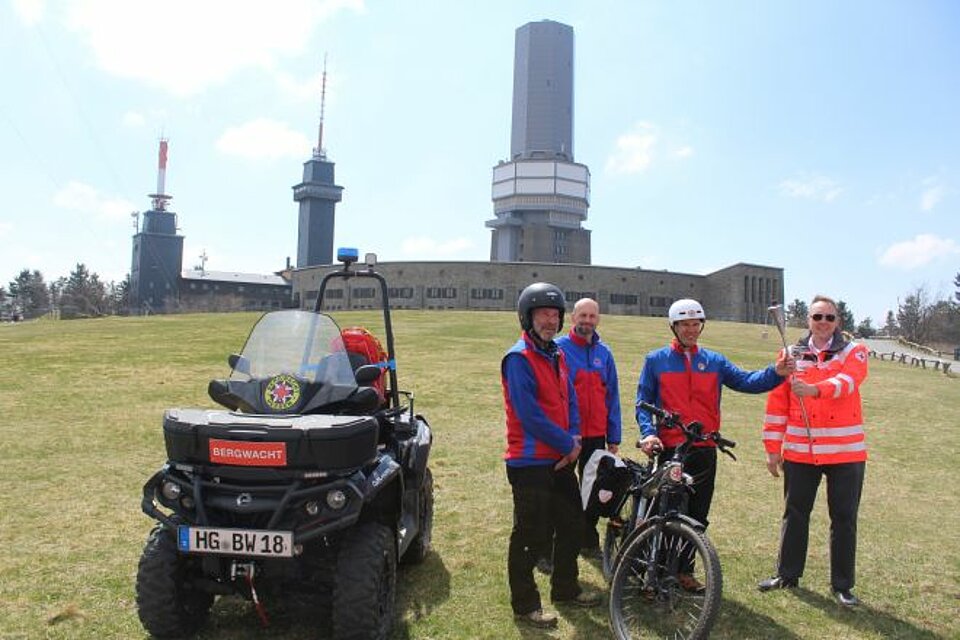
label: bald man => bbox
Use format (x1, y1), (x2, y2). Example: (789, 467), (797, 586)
(557, 298), (622, 555)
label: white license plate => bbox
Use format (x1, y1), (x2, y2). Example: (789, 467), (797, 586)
(177, 526), (294, 558)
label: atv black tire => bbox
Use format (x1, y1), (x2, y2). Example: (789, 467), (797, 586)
(402, 467), (434, 565)
(136, 524), (214, 638)
(332, 521), (397, 640)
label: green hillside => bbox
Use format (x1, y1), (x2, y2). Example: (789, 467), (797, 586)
(0, 311), (956, 639)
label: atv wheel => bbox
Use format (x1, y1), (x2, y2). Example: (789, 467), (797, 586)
(136, 524), (214, 638)
(402, 466), (434, 565)
(332, 522), (397, 640)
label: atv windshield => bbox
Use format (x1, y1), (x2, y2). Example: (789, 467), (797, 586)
(228, 310), (356, 387)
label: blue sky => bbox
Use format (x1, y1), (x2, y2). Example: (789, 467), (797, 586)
(2, 0), (958, 324)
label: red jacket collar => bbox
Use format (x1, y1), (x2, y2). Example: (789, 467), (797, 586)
(670, 338), (699, 355)
(567, 328), (597, 347)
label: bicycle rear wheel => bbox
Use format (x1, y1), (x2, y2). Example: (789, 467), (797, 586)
(608, 520), (721, 640)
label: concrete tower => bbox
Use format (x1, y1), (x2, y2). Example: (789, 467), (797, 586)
(293, 58), (344, 268)
(130, 139), (184, 312)
(486, 20), (591, 264)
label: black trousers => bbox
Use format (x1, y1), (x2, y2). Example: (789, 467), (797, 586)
(577, 435), (609, 549)
(507, 464), (584, 615)
(657, 446), (717, 573)
(777, 460), (865, 591)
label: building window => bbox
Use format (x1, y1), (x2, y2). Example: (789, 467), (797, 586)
(426, 287), (457, 299)
(353, 287), (376, 299)
(610, 293), (638, 305)
(470, 288), (504, 300)
(650, 296), (670, 307)
(326, 289), (344, 299)
(388, 287), (414, 299)
(565, 290), (596, 302)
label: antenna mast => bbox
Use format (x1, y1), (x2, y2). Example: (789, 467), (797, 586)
(149, 138), (173, 211)
(314, 54), (328, 159)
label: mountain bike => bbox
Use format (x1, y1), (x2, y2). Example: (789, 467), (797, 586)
(606, 401), (736, 640)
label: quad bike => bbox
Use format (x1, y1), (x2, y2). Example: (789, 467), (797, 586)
(135, 248), (434, 640)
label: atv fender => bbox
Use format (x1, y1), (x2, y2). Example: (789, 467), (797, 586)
(364, 455), (401, 495)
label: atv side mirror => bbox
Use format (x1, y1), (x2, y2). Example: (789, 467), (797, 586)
(228, 353), (250, 374)
(354, 364), (382, 385)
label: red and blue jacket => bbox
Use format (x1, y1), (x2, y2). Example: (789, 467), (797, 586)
(636, 339), (783, 449)
(502, 332), (580, 467)
(556, 329), (622, 445)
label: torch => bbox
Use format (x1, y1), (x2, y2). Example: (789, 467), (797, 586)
(767, 304), (812, 442)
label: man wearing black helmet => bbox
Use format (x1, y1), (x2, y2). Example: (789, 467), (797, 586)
(502, 283), (601, 629)
(636, 299), (793, 593)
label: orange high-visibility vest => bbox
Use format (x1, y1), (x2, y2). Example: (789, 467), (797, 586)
(762, 337), (868, 466)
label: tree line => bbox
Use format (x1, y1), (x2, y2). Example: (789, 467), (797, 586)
(0, 264), (130, 320)
(782, 271), (960, 349)
(3, 265), (959, 347)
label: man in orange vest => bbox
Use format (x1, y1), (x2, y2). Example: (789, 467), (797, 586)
(758, 295), (869, 607)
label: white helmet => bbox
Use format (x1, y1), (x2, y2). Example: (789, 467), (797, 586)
(668, 299), (706, 325)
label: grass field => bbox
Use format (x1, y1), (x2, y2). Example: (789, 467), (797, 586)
(0, 310), (957, 639)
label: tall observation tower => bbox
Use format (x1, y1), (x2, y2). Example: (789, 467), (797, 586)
(293, 58), (344, 267)
(130, 139), (184, 312)
(486, 20), (591, 264)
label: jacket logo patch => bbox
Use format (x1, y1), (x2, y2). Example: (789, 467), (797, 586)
(855, 350), (866, 362)
(593, 357), (602, 367)
(697, 362), (706, 371)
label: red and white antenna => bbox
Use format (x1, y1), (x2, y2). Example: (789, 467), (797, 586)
(149, 138), (172, 211)
(314, 54), (328, 159)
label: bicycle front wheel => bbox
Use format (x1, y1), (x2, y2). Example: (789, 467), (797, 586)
(608, 520), (721, 640)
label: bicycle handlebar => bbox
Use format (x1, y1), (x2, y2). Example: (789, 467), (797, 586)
(636, 400), (737, 460)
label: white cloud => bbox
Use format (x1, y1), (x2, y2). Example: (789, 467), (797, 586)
(122, 111), (146, 127)
(62, 0), (365, 97)
(674, 145), (694, 159)
(606, 122), (658, 175)
(52, 181), (137, 221)
(12, 0), (45, 25)
(216, 119), (312, 161)
(0, 221), (13, 238)
(879, 233), (960, 270)
(920, 181), (945, 212)
(778, 173), (843, 202)
(400, 237), (473, 258)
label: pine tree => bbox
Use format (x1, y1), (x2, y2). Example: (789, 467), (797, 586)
(61, 263), (108, 319)
(786, 299), (808, 327)
(883, 310), (898, 336)
(8, 269), (50, 319)
(837, 300), (855, 332)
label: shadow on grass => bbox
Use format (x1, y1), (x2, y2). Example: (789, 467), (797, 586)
(792, 587), (947, 640)
(183, 549), (451, 639)
(392, 550), (452, 639)
(712, 598), (803, 639)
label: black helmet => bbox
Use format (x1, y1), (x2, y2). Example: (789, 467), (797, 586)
(517, 283), (566, 331)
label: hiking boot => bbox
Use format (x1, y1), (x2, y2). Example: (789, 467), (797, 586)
(515, 608), (558, 628)
(833, 589), (860, 607)
(677, 572), (706, 593)
(757, 575), (798, 592)
(554, 588), (602, 607)
(535, 557), (553, 575)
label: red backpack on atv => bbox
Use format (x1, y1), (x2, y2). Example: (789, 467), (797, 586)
(341, 326), (388, 403)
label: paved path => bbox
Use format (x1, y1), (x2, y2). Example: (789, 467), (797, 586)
(862, 338), (956, 373)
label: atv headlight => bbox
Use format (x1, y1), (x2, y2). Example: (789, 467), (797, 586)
(304, 501), (320, 516)
(161, 480), (182, 501)
(326, 489), (347, 510)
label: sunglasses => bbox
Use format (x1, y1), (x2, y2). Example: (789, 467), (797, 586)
(810, 313), (837, 322)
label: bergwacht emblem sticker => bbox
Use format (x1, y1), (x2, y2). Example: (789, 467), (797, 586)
(264, 374), (301, 411)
